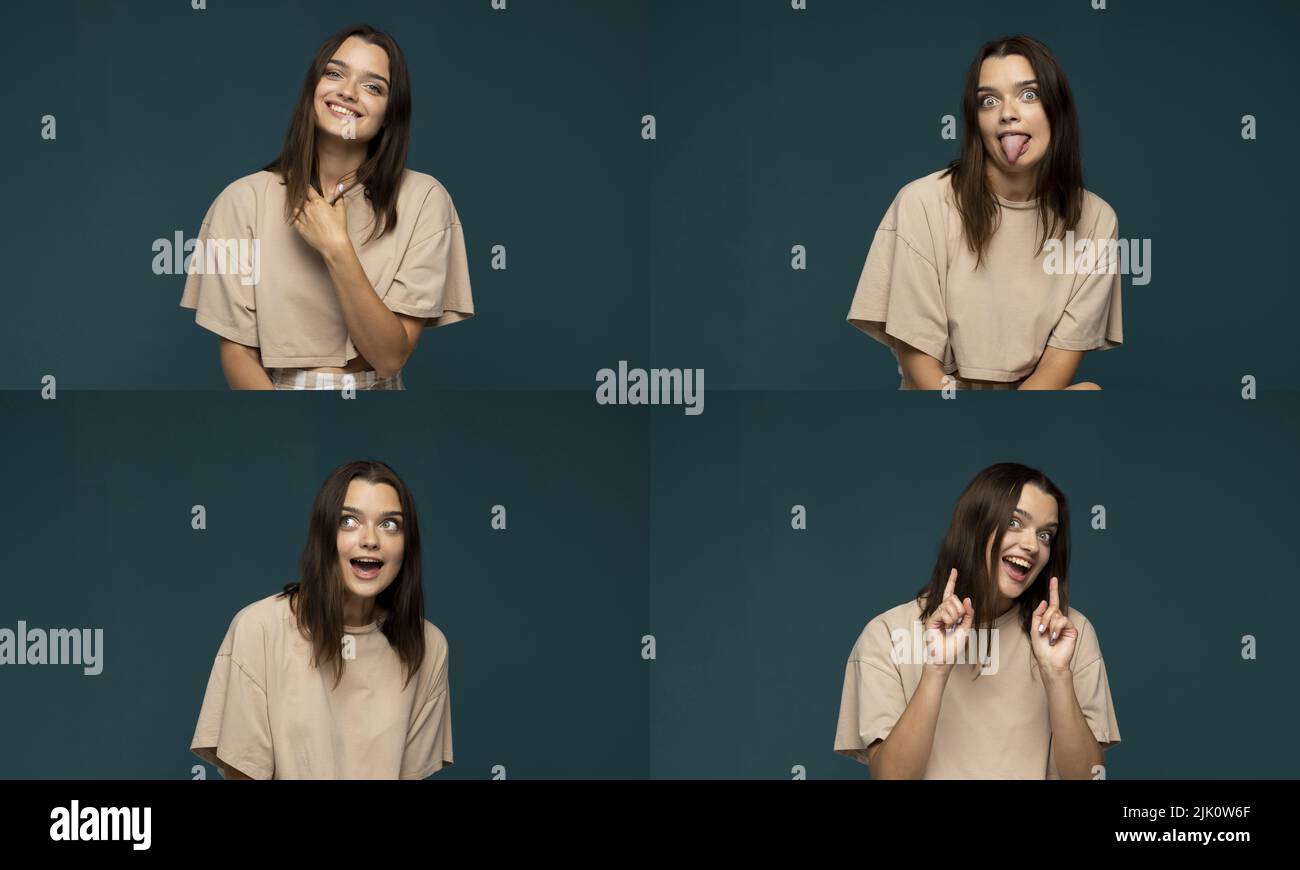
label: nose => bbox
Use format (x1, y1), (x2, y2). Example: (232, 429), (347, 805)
(360, 523), (379, 548)
(1000, 102), (1019, 124)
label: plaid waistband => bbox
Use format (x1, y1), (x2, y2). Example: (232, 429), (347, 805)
(269, 369), (405, 391)
(895, 375), (1025, 391)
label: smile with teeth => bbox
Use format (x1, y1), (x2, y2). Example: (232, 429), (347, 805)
(1002, 555), (1032, 581)
(327, 102), (360, 119)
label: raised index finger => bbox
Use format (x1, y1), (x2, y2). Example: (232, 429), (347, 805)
(943, 568), (957, 601)
(1049, 576), (1060, 608)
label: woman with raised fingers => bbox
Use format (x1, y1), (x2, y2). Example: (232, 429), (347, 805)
(834, 462), (1121, 778)
(180, 23), (473, 390)
(847, 35), (1120, 390)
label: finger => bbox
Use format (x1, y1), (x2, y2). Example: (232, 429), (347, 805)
(1036, 603), (1055, 636)
(306, 184), (322, 202)
(1050, 614), (1072, 644)
(943, 568), (957, 601)
(1049, 576), (1060, 608)
(942, 599), (962, 632)
(961, 597), (974, 629)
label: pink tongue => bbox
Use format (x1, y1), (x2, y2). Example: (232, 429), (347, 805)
(1001, 134), (1029, 164)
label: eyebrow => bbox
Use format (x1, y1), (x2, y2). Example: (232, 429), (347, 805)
(326, 58), (390, 88)
(1014, 507), (1058, 529)
(342, 506), (403, 519)
(977, 79), (1038, 93)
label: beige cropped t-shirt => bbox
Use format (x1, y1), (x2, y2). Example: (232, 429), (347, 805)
(848, 170), (1123, 387)
(180, 168), (474, 369)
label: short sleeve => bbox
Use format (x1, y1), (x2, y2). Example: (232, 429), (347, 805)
(1046, 206), (1123, 352)
(190, 610), (274, 780)
(179, 184), (260, 348)
(847, 189), (950, 367)
(1046, 615), (1122, 779)
(834, 617), (908, 768)
(400, 630), (453, 779)
(384, 185), (474, 329)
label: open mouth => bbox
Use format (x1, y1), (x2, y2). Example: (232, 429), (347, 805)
(1001, 555), (1031, 582)
(350, 558), (383, 579)
(998, 132), (1031, 165)
(326, 101), (362, 120)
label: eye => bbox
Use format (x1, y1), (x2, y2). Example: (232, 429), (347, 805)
(1008, 517), (1022, 529)
(1039, 530), (1053, 543)
(1022, 89), (1039, 102)
(980, 95), (998, 108)
(340, 515), (357, 528)
(324, 69), (342, 79)
(365, 83), (384, 95)
(381, 519), (401, 531)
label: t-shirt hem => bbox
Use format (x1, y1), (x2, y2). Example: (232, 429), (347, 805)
(259, 354), (358, 368)
(192, 744), (272, 780)
(190, 310), (258, 349)
(384, 299), (476, 328)
(400, 755), (453, 780)
(848, 311), (949, 368)
(1045, 335), (1123, 353)
(954, 364), (1035, 382)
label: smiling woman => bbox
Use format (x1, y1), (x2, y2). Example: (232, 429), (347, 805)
(834, 462), (1121, 779)
(190, 460), (453, 779)
(847, 35), (1122, 391)
(179, 23), (474, 390)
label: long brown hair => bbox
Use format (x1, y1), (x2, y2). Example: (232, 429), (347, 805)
(261, 23), (412, 244)
(915, 463), (1071, 678)
(940, 35), (1084, 268)
(280, 460), (427, 690)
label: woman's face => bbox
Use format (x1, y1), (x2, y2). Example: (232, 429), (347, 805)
(986, 483), (1058, 605)
(313, 35), (390, 145)
(336, 479), (405, 611)
(976, 53), (1051, 175)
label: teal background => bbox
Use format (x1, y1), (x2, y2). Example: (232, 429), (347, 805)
(649, 390), (1300, 778)
(4, 0), (647, 389)
(0, 391), (649, 778)
(647, 0), (1298, 391)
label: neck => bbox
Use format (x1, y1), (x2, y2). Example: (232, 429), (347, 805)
(316, 137), (367, 198)
(984, 163), (1037, 203)
(342, 593), (376, 627)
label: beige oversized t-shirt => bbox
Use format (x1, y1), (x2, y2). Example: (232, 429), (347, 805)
(834, 597), (1121, 779)
(847, 170), (1123, 387)
(179, 168), (474, 369)
(191, 593), (452, 780)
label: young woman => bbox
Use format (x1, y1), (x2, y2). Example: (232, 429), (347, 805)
(847, 35), (1121, 390)
(180, 24), (474, 390)
(191, 460), (452, 779)
(834, 463), (1121, 779)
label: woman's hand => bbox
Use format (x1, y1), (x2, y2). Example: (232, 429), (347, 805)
(923, 568), (974, 675)
(1030, 576), (1078, 674)
(291, 183), (353, 260)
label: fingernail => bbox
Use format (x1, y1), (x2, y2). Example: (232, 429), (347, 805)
(1038, 623), (1045, 633)
(1051, 632), (1057, 642)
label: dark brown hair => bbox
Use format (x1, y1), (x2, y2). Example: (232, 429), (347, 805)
(261, 23), (412, 244)
(279, 460), (427, 690)
(940, 35), (1084, 268)
(915, 462), (1071, 678)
